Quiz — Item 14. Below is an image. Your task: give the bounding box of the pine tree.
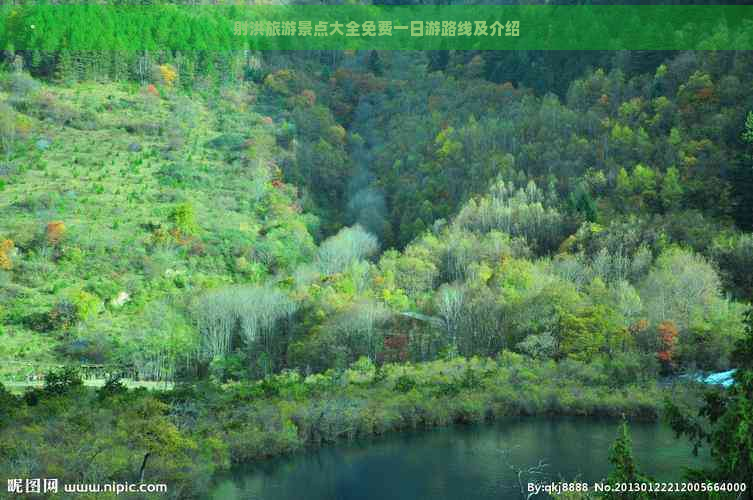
[92,50,111,82]
[605,419,653,500]
[660,166,684,212]
[29,50,42,76]
[367,50,383,76]
[111,51,130,82]
[55,50,75,85]
[734,111,753,230]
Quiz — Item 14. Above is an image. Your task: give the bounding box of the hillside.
[3,48,753,383]
[0,75,318,381]
[1,12,753,496]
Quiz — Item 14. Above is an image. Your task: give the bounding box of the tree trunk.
[138,452,151,483]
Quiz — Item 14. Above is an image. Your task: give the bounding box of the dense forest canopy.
[1,1,753,497]
[3,45,753,374]
[2,0,753,386]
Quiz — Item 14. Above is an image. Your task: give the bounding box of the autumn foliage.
[382,334,409,363]
[159,64,178,88]
[46,221,65,245]
[629,319,649,336]
[0,239,14,270]
[657,320,679,368]
[301,89,316,106]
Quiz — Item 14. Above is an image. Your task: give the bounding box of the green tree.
[171,202,199,236]
[568,184,598,223]
[632,163,658,209]
[605,419,653,500]
[367,50,383,76]
[734,111,753,230]
[0,383,20,426]
[555,305,609,361]
[642,248,722,332]
[55,49,76,84]
[616,167,632,204]
[660,167,684,212]
[665,309,753,498]
[117,397,198,483]
[43,366,83,397]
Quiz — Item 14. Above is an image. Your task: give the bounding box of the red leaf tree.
[657,320,679,372]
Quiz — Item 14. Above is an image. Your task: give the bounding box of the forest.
[1,1,753,499]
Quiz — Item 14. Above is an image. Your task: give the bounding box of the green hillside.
[0,76,317,381]
[1,7,753,497]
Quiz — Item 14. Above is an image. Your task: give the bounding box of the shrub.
[0,103,25,161]
[98,376,128,401]
[393,373,416,393]
[205,133,246,151]
[156,162,202,188]
[170,202,199,236]
[301,89,316,106]
[460,365,481,388]
[45,221,66,245]
[70,290,103,323]
[28,299,80,332]
[124,121,162,136]
[0,239,13,270]
[209,353,248,383]
[4,72,40,97]
[43,366,83,396]
[0,383,19,424]
[605,351,658,386]
[57,337,111,364]
[263,69,298,96]
[517,332,556,359]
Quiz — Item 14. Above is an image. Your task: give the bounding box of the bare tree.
[436,283,465,354]
[316,224,379,275]
[195,288,238,361]
[642,248,722,330]
[195,285,298,374]
[454,179,567,254]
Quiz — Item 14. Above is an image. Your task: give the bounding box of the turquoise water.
[212,417,709,500]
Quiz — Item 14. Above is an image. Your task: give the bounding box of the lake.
[211,417,708,500]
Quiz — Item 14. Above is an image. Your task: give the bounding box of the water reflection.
[212,417,708,500]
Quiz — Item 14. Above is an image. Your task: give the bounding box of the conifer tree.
[734,112,753,230]
[55,50,75,84]
[605,419,653,500]
[665,309,753,499]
